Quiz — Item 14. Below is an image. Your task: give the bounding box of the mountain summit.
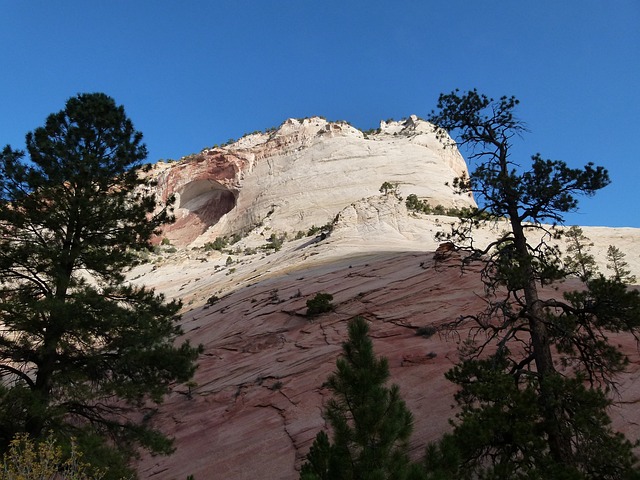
[147,116,475,246]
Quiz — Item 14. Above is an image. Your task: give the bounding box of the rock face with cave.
[151,152,245,245]
[148,116,475,246]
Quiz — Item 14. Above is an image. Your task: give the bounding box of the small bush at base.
[204,237,228,251]
[1,433,105,480]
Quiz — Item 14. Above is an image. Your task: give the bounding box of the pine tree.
[606,245,636,284]
[427,89,640,478]
[564,226,598,281]
[300,316,421,480]
[0,93,201,478]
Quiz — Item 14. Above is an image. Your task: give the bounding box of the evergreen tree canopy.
[606,245,636,284]
[563,226,597,282]
[300,316,421,480]
[0,93,201,478]
[426,89,640,479]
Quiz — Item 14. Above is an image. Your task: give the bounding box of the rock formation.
[132,230,640,479]
[129,117,640,479]
[148,116,474,246]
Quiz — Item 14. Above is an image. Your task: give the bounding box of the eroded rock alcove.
[170,179,238,245]
[177,179,237,223]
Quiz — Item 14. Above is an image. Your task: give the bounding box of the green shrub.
[306,221,335,238]
[406,194,429,213]
[204,237,228,251]
[432,204,446,215]
[306,225,321,236]
[379,181,399,195]
[265,233,286,251]
[406,194,485,219]
[416,325,438,338]
[229,233,243,244]
[306,293,334,317]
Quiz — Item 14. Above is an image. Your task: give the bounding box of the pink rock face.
[134,252,640,479]
[153,152,246,245]
[131,117,639,478]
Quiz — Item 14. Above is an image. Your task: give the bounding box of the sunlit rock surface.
[147,116,473,246]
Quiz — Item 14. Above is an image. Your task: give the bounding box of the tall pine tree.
[564,226,597,281]
[300,316,422,480]
[0,93,201,478]
[426,89,640,478]
[606,245,636,284]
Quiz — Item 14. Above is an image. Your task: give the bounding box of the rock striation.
[133,241,640,480]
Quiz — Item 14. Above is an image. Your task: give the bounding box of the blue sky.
[1,1,638,227]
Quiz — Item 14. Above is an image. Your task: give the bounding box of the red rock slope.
[131,116,640,479]
[135,251,640,479]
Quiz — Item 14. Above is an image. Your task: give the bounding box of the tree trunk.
[510,215,573,465]
[29,222,79,438]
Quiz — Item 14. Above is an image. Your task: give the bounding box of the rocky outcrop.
[147,116,475,246]
[133,251,478,479]
[129,195,640,479]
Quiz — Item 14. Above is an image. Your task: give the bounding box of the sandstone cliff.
[132,225,640,479]
[128,117,640,479]
[148,116,474,246]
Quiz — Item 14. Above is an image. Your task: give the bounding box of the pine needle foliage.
[306,293,334,317]
[0,93,201,478]
[426,89,640,479]
[564,226,597,281]
[300,317,422,480]
[606,245,636,284]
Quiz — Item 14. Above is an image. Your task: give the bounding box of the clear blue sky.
[1,1,638,227]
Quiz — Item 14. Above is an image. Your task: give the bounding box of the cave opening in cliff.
[178,179,237,227]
